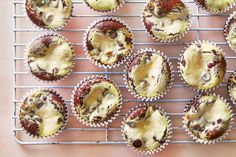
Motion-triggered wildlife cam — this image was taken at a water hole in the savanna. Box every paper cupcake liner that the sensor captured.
[23,0,73,31]
[18,88,69,139]
[24,33,75,83]
[83,17,134,69]
[178,40,227,92]
[227,71,236,105]
[224,11,236,52]
[141,1,192,42]
[121,104,172,155]
[195,0,236,14]
[83,0,124,14]
[124,48,174,102]
[183,93,234,144]
[71,75,123,127]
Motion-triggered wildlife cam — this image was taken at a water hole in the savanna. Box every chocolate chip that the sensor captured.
[212,121,216,125]
[153,136,158,141]
[109,30,118,39]
[93,116,102,122]
[52,68,59,75]
[132,139,142,148]
[217,119,222,124]
[57,117,64,124]
[36,102,44,109]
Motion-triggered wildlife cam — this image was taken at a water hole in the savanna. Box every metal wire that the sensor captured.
[13,0,236,145]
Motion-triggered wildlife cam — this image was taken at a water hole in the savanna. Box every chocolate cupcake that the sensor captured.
[84,0,124,12]
[183,94,233,144]
[121,104,172,155]
[142,0,191,42]
[224,12,236,52]
[71,76,122,127]
[227,71,236,104]
[19,89,68,138]
[125,48,173,101]
[25,0,73,30]
[84,17,133,68]
[179,41,226,91]
[195,0,236,13]
[25,34,74,82]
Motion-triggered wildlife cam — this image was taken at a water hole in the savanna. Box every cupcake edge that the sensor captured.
[141,0,192,43]
[224,11,236,52]
[124,48,174,101]
[195,0,236,14]
[83,16,134,69]
[24,33,75,83]
[23,0,74,31]
[71,75,123,127]
[83,0,125,13]
[121,104,173,155]
[18,88,69,139]
[227,71,236,105]
[178,40,227,92]
[182,93,234,144]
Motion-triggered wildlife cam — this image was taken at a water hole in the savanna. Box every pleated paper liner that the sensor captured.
[124,48,174,102]
[23,0,73,31]
[141,0,192,42]
[224,11,236,53]
[83,17,134,69]
[18,88,69,139]
[71,75,123,127]
[183,93,234,144]
[227,71,236,105]
[178,40,227,92]
[121,104,172,155]
[24,33,75,83]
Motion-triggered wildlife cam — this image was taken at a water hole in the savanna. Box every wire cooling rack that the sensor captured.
[13,0,236,145]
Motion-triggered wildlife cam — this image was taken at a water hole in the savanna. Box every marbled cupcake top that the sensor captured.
[196,0,235,13]
[122,105,169,152]
[185,94,231,141]
[127,50,171,98]
[227,71,236,103]
[179,41,226,90]
[86,19,133,66]
[84,0,123,12]
[73,77,121,125]
[19,89,67,137]
[27,35,74,81]
[143,0,190,41]
[25,0,72,29]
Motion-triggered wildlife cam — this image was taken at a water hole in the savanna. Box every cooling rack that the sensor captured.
[13,0,236,145]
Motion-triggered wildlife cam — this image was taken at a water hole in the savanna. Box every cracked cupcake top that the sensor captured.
[127,50,171,99]
[73,77,121,125]
[179,41,226,90]
[25,0,72,30]
[19,89,67,137]
[122,105,169,152]
[184,94,231,141]
[227,71,236,103]
[85,19,133,67]
[196,0,235,13]
[26,34,74,81]
[84,0,123,12]
[143,0,190,41]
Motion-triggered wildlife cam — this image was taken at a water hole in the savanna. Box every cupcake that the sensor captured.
[84,17,133,69]
[71,76,122,127]
[121,104,172,155]
[179,41,226,91]
[19,89,68,138]
[25,34,74,82]
[227,71,236,104]
[224,12,236,52]
[84,0,124,12]
[25,0,73,30]
[142,0,191,42]
[183,94,232,144]
[195,0,236,13]
[125,48,173,101]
